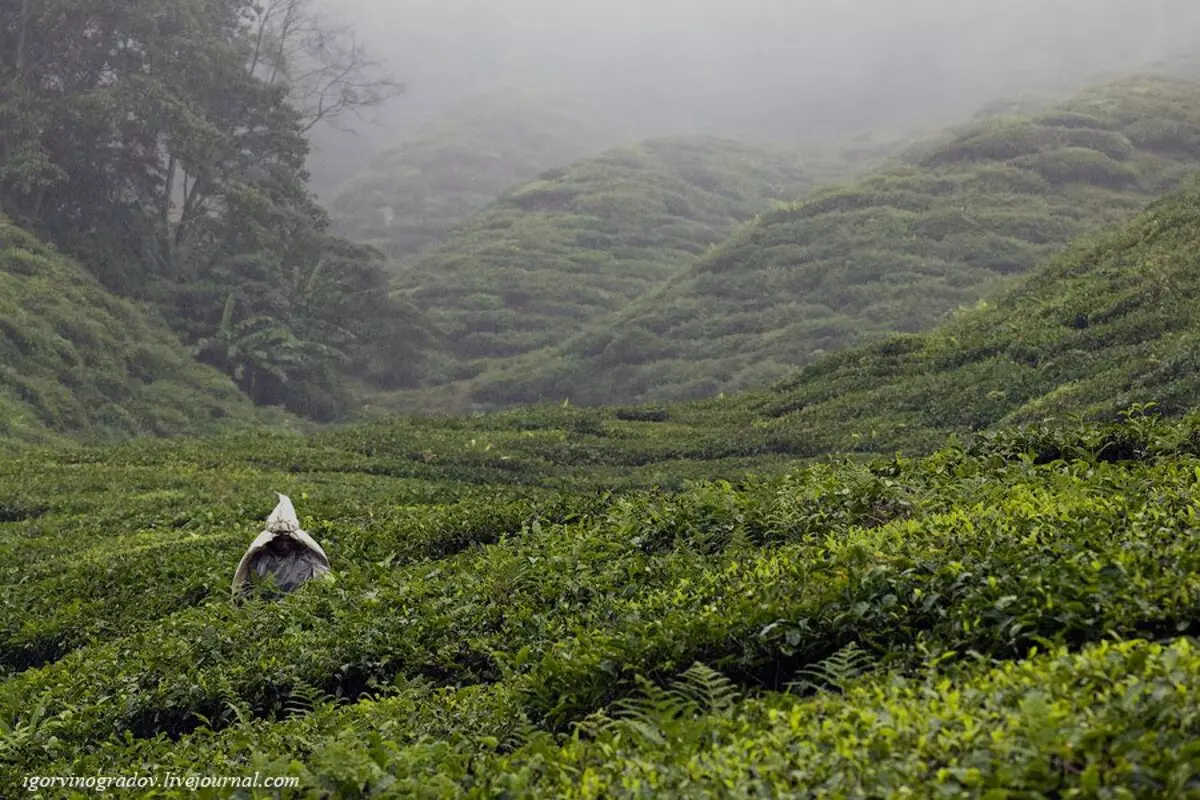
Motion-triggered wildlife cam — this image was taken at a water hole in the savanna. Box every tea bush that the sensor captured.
[3,414,1200,796]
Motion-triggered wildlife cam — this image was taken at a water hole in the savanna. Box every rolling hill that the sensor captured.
[407,181,1200,464]
[734,182,1200,456]
[387,135,888,385]
[0,217,275,445]
[326,88,624,261]
[470,75,1200,407]
[4,308,1200,794]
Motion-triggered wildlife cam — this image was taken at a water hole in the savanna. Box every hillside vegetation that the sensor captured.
[7,3,1200,787]
[0,218,267,445]
[6,173,1200,796]
[0,0,433,424]
[472,75,1200,407]
[390,136,883,379]
[700,183,1200,457]
[327,89,623,261]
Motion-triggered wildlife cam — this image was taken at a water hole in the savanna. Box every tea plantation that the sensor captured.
[388,135,880,368]
[0,218,276,446]
[4,384,1200,797]
[8,1,1200,794]
[6,85,1200,800]
[327,89,623,262]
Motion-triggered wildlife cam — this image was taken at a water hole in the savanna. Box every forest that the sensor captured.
[3,0,1200,796]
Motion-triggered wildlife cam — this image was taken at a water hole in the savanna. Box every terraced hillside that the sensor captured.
[0,218,271,445]
[688,183,1200,458]
[391,136,871,371]
[8,79,1200,800]
[327,89,622,261]
[473,75,1200,407]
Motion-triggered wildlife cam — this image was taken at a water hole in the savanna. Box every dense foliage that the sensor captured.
[470,75,1200,407]
[326,89,623,262]
[5,186,1200,794]
[0,216,272,444]
[0,0,427,421]
[2,406,1200,796]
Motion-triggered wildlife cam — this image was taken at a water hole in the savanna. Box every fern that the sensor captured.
[575,663,741,746]
[605,677,687,744]
[498,715,537,754]
[221,697,254,728]
[789,642,874,695]
[283,681,337,719]
[0,696,62,760]
[674,662,739,716]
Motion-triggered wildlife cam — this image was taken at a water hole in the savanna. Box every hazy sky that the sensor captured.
[309,0,1200,188]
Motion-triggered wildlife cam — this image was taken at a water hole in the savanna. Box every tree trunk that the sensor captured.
[267,0,299,86]
[161,152,177,274]
[176,170,208,248]
[16,0,31,74]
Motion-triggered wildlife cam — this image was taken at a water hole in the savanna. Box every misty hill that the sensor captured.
[390,135,885,377]
[471,75,1200,407]
[0,219,266,444]
[715,182,1200,456]
[326,89,623,261]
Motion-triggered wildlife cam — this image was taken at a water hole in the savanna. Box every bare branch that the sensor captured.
[242,0,402,132]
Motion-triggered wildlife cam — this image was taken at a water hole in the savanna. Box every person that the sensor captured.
[232,493,330,599]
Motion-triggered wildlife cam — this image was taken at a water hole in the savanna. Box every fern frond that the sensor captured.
[789,642,873,694]
[611,675,689,727]
[283,680,336,718]
[223,697,253,727]
[675,662,739,715]
[574,664,742,748]
[499,716,537,753]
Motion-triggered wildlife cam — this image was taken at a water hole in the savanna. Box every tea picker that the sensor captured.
[232,493,330,598]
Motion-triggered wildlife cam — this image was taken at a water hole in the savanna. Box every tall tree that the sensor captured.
[0,0,428,419]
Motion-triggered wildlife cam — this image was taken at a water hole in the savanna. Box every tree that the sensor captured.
[244,0,403,133]
[0,0,296,284]
[0,0,427,420]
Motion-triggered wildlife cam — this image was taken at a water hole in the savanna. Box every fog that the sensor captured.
[308,0,1200,191]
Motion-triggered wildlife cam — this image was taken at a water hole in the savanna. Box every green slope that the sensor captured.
[326,88,622,261]
[377,182,1200,460]
[731,183,1200,456]
[474,75,1200,407]
[0,218,272,444]
[391,135,876,372]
